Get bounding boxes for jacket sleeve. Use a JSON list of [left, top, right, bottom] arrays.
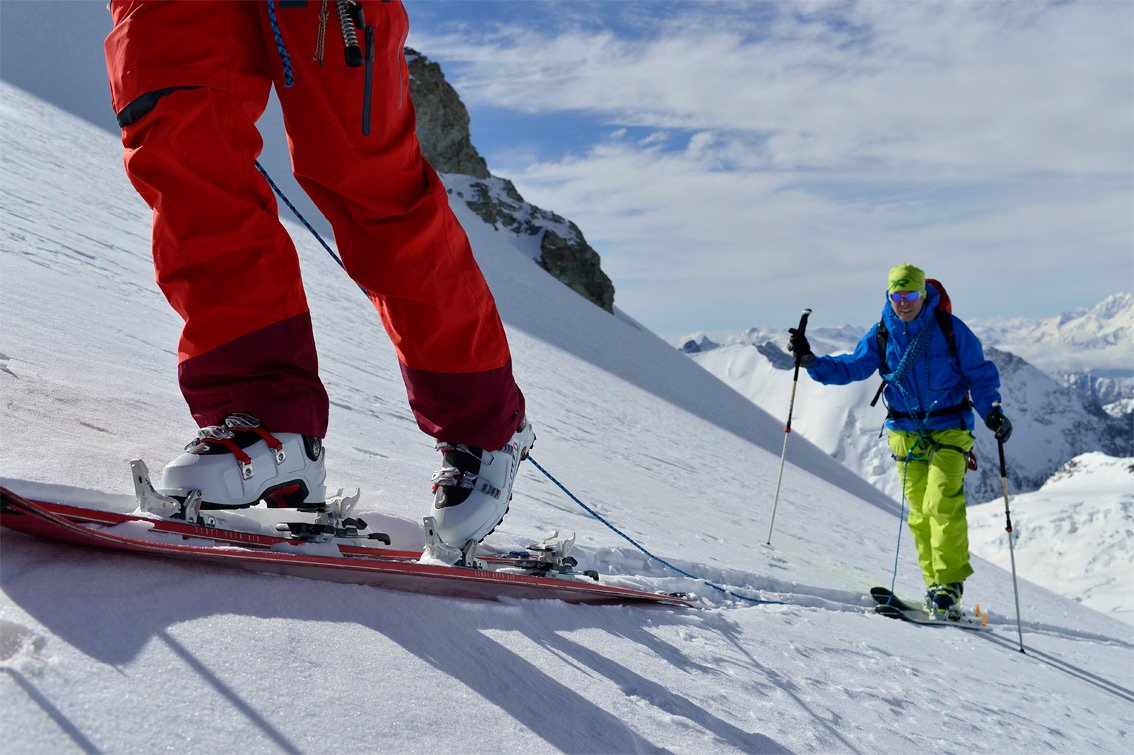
[[951, 316, 1002, 418], [806, 326, 884, 386]]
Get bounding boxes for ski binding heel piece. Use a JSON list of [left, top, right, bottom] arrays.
[[131, 459, 181, 516], [131, 458, 219, 526], [420, 516, 481, 567]]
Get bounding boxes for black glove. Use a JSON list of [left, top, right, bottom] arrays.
[[985, 405, 1013, 443], [788, 328, 816, 367]]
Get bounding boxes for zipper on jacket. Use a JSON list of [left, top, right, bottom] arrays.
[[395, 3, 409, 110], [362, 24, 375, 135]]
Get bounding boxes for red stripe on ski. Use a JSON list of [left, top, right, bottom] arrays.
[[0, 486, 695, 607]]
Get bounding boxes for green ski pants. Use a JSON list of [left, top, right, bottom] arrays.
[[888, 428, 976, 587]]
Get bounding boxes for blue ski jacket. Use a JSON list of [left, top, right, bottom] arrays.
[[806, 286, 1002, 433]]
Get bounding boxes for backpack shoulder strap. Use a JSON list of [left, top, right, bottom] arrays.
[[870, 319, 888, 407], [935, 308, 958, 362]]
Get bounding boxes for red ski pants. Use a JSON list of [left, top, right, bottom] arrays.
[[104, 0, 523, 450]]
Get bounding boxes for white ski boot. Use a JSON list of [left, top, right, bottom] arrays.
[[421, 419, 535, 565], [158, 413, 326, 510]]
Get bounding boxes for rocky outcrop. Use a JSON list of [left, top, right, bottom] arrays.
[[679, 335, 720, 355], [406, 49, 489, 179], [539, 227, 614, 313], [406, 48, 615, 313]]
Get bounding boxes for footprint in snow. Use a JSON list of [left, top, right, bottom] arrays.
[[0, 619, 48, 671], [0, 352, 17, 378]]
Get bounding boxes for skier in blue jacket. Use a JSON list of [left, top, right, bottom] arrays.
[[789, 264, 1013, 618]]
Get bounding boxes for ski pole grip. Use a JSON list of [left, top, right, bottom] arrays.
[[795, 308, 812, 337], [993, 401, 1008, 476], [790, 308, 812, 373]]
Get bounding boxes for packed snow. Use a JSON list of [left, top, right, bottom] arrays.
[[2, 82, 1132, 753]]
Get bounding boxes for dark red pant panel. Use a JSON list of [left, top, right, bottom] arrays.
[[105, 0, 525, 443], [181, 314, 330, 437], [403, 361, 526, 451]]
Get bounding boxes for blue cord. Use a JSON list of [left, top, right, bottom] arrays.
[[255, 160, 783, 608], [255, 161, 340, 267], [265, 0, 295, 87], [527, 455, 786, 606], [890, 450, 914, 594], [255, 161, 373, 298]]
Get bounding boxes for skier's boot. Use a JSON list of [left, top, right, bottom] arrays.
[[924, 583, 940, 611], [159, 413, 327, 510], [930, 582, 964, 621], [421, 419, 535, 565]]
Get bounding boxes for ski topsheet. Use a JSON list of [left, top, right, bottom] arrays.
[[870, 586, 990, 631], [0, 486, 695, 607]]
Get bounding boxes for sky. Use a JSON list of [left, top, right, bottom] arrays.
[[2, 0, 1131, 338]]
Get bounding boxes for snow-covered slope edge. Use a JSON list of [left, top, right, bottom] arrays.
[[2, 82, 1131, 754]]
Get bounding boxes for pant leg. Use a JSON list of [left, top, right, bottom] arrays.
[[889, 430, 935, 586], [104, 1, 329, 435], [923, 429, 976, 584], [266, 0, 524, 451]]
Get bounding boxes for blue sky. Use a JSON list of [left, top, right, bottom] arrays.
[[2, 0, 1131, 338], [405, 0, 1134, 337]]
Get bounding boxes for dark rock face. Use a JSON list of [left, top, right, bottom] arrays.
[[406, 48, 615, 313], [539, 227, 615, 313], [406, 50, 490, 179]]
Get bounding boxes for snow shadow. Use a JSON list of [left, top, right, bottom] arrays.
[[0, 534, 795, 753], [966, 625, 1134, 705]]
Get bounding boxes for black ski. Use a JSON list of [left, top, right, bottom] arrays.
[[870, 586, 990, 631]]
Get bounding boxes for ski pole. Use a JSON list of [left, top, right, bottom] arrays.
[[998, 436, 1026, 653], [766, 308, 811, 546]]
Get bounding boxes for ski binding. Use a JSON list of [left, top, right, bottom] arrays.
[[501, 531, 599, 581], [130, 459, 389, 543]]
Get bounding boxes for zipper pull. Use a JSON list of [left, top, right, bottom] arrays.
[[336, 0, 363, 67], [313, 0, 329, 65]]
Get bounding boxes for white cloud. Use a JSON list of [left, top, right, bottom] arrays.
[[409, 1, 1133, 332], [414, 1, 1132, 173]]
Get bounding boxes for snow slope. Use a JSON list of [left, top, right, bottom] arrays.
[[2, 83, 1132, 754], [969, 453, 1134, 626]]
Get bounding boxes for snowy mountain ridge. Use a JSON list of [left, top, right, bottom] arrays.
[[682, 291, 1133, 378], [976, 292, 1133, 372]]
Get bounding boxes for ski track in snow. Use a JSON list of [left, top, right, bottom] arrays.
[[2, 81, 1133, 754]]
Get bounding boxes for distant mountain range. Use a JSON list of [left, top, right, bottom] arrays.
[[679, 294, 1133, 503]]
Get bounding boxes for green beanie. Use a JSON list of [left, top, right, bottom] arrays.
[[888, 263, 926, 294]]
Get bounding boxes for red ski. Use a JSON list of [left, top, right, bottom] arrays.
[[0, 486, 695, 607]]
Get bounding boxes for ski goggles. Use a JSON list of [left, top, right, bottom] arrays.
[[889, 290, 923, 303]]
